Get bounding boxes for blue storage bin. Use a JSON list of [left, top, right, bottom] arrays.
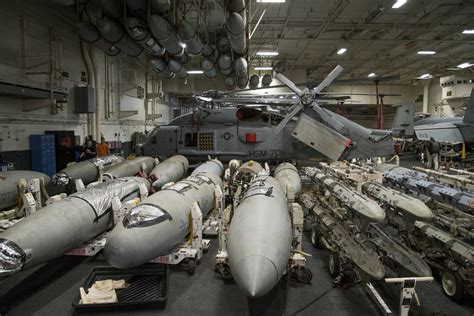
[[30, 134, 57, 176]]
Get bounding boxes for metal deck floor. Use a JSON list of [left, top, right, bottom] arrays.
[[0, 232, 472, 316]]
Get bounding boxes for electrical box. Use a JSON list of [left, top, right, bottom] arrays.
[[74, 86, 95, 113]]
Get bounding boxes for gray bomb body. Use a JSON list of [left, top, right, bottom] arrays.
[[191, 159, 224, 177], [104, 171, 223, 268], [0, 171, 50, 211], [52, 155, 124, 186], [0, 177, 150, 275], [274, 163, 302, 196], [149, 155, 189, 190], [227, 175, 292, 297], [103, 156, 155, 180]]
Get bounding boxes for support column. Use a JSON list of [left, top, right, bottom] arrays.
[[421, 79, 431, 114]]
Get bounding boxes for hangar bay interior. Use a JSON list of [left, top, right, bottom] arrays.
[[0, 0, 473, 315]]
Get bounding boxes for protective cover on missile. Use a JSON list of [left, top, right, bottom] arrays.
[[191, 158, 224, 177], [103, 156, 155, 180], [0, 171, 50, 211], [227, 175, 292, 297], [274, 162, 302, 196], [149, 155, 189, 190], [52, 155, 124, 187], [104, 162, 224, 268], [311, 169, 386, 225], [0, 177, 150, 276]]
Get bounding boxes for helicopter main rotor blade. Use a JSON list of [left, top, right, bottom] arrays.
[[312, 65, 344, 94], [275, 73, 303, 96], [272, 104, 303, 135]]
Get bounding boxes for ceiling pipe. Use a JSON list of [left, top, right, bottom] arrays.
[[178, 19, 203, 55], [74, 21, 121, 56], [125, 17, 165, 56], [226, 12, 247, 55], [218, 54, 233, 75], [249, 74, 260, 88], [225, 76, 236, 90], [237, 76, 248, 89], [96, 16, 143, 57], [217, 36, 230, 53], [262, 74, 272, 87], [149, 15, 184, 56]]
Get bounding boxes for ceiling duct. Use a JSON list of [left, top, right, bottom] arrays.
[[125, 17, 165, 56], [217, 36, 230, 53], [126, 0, 147, 20], [178, 19, 203, 55], [96, 16, 143, 57], [151, 0, 172, 17], [237, 76, 248, 89], [74, 21, 121, 56], [218, 54, 233, 76], [149, 15, 184, 56], [226, 12, 246, 55]]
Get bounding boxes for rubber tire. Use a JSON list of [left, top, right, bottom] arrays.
[[328, 252, 340, 278], [187, 258, 196, 275], [441, 270, 465, 301], [295, 267, 313, 284], [311, 227, 324, 249]]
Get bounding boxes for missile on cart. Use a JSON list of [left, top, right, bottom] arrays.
[[274, 162, 302, 196], [311, 205, 386, 281], [362, 181, 433, 226], [380, 164, 474, 214], [0, 177, 150, 276], [310, 169, 385, 227], [367, 224, 432, 277], [103, 162, 224, 268], [149, 155, 189, 190], [0, 171, 50, 211], [191, 158, 224, 177], [103, 156, 155, 180], [51, 155, 124, 187], [227, 175, 292, 297]]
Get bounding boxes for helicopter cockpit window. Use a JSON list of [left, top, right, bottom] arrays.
[[185, 133, 198, 147]]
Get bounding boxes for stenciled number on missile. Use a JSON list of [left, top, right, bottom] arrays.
[[248, 149, 281, 158]]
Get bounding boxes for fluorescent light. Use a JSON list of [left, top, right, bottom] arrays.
[[256, 0, 285, 2], [292, 96, 297, 99], [418, 74, 432, 79], [462, 29, 474, 34], [368, 73, 376, 78], [187, 70, 203, 74], [180, 43, 187, 48], [254, 66, 273, 70], [417, 50, 436, 55], [457, 62, 473, 69], [337, 48, 347, 55], [256, 51, 279, 56], [392, 0, 407, 8]]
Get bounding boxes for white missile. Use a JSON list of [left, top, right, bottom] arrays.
[[0, 171, 50, 211], [274, 162, 302, 196], [149, 155, 189, 190], [103, 156, 155, 180]]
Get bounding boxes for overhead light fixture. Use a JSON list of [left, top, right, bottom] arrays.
[[180, 43, 187, 48], [457, 62, 473, 69], [417, 50, 436, 55], [187, 70, 203, 74], [279, 96, 284, 99], [368, 73, 376, 78], [337, 48, 347, 55], [418, 74, 432, 79], [254, 66, 273, 70], [392, 0, 407, 9], [256, 0, 285, 2], [462, 29, 474, 34], [256, 51, 279, 56]]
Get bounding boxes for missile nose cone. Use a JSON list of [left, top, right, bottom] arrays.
[[231, 255, 278, 298], [103, 232, 140, 269]]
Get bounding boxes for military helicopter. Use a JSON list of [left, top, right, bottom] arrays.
[[142, 65, 395, 163]]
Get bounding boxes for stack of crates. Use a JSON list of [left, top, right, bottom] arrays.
[[29, 134, 56, 176]]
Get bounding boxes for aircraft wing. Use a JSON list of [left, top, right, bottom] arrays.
[[414, 122, 464, 143]]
